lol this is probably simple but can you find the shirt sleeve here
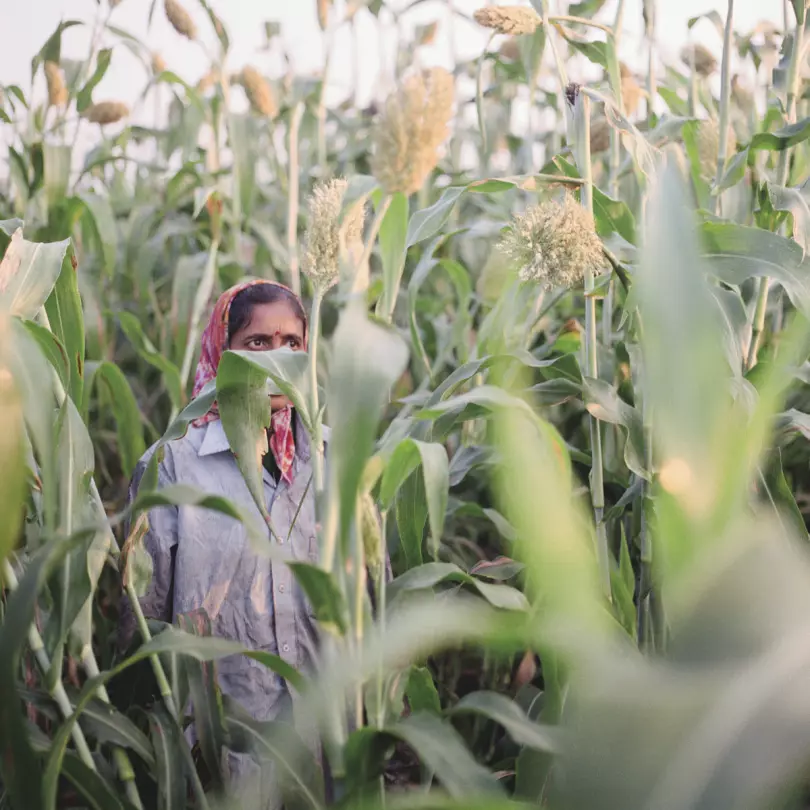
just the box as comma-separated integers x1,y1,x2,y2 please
118,447,179,651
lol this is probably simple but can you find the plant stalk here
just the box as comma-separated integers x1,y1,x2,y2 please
747,0,804,370
357,194,392,294
710,0,735,218
287,102,306,297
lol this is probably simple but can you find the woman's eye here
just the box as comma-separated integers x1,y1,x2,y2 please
287,337,302,349
248,338,267,349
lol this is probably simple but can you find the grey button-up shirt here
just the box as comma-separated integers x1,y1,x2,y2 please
123,413,322,723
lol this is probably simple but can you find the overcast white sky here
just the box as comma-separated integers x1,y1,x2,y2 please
2,0,783,117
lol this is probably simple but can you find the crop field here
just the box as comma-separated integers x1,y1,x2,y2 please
1,1,809,809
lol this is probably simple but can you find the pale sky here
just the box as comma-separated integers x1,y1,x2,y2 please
3,1,782,109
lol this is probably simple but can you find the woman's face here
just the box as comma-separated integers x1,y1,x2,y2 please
229,300,306,411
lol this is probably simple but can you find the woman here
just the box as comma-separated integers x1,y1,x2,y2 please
121,279,320,801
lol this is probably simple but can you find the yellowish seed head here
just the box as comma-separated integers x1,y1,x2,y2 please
473,5,542,36
84,100,130,125
498,194,605,288
301,178,367,293
695,117,736,180
151,52,167,74
371,67,455,196
165,0,197,40
681,43,717,77
317,0,330,31
240,66,278,118
590,117,611,153
44,61,68,108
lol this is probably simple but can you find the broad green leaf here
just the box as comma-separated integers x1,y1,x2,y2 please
766,183,810,255
197,0,230,52
377,192,409,321
76,48,112,112
178,245,219,381
61,753,136,810
31,20,83,76
750,117,810,152
43,143,71,210
75,192,118,277
449,691,558,751
149,708,189,810
44,243,85,405
759,450,807,542
388,562,529,611
347,713,504,798
406,666,441,714
379,439,449,558
119,311,184,409
582,377,648,479
22,318,69,390
86,362,146,478
326,301,409,560
0,228,70,318
176,610,226,791
700,222,810,312
229,114,259,217
288,562,349,634
407,186,466,247
396,471,428,568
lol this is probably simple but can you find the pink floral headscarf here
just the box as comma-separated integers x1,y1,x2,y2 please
192,280,305,485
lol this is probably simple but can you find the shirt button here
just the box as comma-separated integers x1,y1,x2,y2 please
282,643,290,653
278,584,285,593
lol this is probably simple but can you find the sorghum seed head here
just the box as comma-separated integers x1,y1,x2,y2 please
360,491,384,581
301,178,366,293
590,117,611,153
196,70,219,93
565,82,581,107
240,66,278,118
473,5,542,36
498,38,521,61
371,67,454,196
165,0,197,40
695,117,736,180
680,43,716,77
317,0,330,31
498,194,605,288
84,100,130,125
151,52,167,74
621,74,642,117
44,62,68,107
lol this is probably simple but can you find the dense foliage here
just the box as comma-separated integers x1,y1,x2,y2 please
2,1,810,809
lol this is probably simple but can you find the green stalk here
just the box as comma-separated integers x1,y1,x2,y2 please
353,499,367,731
579,95,611,602
308,290,325,499
710,0,734,218
356,194,391,295
318,32,334,179
287,102,305,297
1,559,97,771
476,33,496,159
375,509,388,731
747,0,804,370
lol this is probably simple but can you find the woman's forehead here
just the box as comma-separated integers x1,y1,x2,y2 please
240,300,305,333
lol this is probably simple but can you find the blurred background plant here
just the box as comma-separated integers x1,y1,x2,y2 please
3,0,810,808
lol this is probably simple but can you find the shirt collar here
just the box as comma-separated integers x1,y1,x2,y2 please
197,419,231,457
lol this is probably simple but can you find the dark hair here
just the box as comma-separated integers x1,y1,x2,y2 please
227,283,307,344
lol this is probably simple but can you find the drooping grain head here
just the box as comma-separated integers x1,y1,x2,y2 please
473,5,542,36
695,118,736,180
85,101,130,125
371,67,454,196
498,194,605,288
301,178,366,293
590,117,611,154
498,38,521,61
165,0,197,40
196,70,220,93
317,0,331,31
680,43,717,77
240,66,278,118
44,61,68,107
151,52,167,74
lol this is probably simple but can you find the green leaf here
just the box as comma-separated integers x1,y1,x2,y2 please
388,562,529,611
119,311,183,409
396,471,428,568
75,192,118,278
288,562,349,634
149,708,188,810
61,753,135,810
326,301,409,558
0,228,71,318
43,143,71,210
379,439,449,558
228,114,259,218
44,243,85,405
31,20,83,76
74,697,156,769
76,48,112,112
197,0,230,51
700,222,810,312
406,666,441,714
22,318,70,391
377,192,409,321
750,117,810,152
565,37,608,68
175,610,226,791
406,186,466,247
87,362,146,478
582,377,648,479
449,691,558,751
765,183,810,255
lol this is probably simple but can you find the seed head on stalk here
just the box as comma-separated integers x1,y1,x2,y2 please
695,117,735,180
197,69,220,93
371,67,454,196
44,61,68,107
301,178,366,293
360,491,383,581
317,0,330,31
498,194,605,288
151,52,167,74
84,101,130,125
473,5,542,36
164,0,197,40
680,43,717,77
239,66,278,118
